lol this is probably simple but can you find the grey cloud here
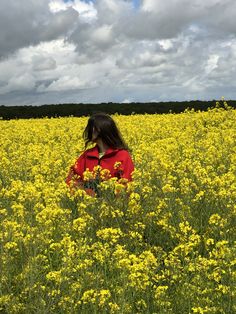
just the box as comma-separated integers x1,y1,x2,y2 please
69,22,117,63
62,0,236,69
95,0,133,25
115,40,168,69
0,73,35,95
114,11,186,40
68,0,134,61
40,8,78,41
0,0,78,59
68,0,236,63
113,0,236,41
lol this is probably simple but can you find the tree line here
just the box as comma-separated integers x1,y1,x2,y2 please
0,100,235,120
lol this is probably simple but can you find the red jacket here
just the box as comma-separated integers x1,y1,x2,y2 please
65,144,134,187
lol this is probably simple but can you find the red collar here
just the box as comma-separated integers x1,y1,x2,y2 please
86,144,120,158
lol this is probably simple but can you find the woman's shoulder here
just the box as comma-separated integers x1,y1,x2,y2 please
117,148,132,158
117,148,130,153
75,148,87,160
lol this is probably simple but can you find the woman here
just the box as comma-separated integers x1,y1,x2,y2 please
65,112,134,196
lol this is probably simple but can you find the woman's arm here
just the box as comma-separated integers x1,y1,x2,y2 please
121,151,135,182
65,152,86,188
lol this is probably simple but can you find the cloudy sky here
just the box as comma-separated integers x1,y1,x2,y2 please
0,0,236,106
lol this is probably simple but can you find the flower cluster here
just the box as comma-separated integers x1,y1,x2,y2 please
0,102,236,313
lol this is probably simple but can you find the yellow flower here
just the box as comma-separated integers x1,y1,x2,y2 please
81,289,111,307
1,105,236,313
209,214,226,227
114,161,122,170
96,228,123,244
46,271,62,284
83,168,95,181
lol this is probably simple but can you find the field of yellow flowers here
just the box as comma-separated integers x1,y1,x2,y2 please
0,103,236,313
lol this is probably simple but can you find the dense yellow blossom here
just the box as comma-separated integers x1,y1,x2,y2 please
0,103,236,313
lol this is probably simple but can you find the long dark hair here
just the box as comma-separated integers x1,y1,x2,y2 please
83,112,130,151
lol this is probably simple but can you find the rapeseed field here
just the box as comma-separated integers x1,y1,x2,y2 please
0,103,236,313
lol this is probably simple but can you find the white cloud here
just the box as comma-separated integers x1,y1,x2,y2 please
38,76,86,92
32,56,57,72
49,0,97,22
49,0,68,13
122,98,133,103
90,24,114,48
0,39,78,94
158,39,173,51
0,73,35,95
205,54,219,75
